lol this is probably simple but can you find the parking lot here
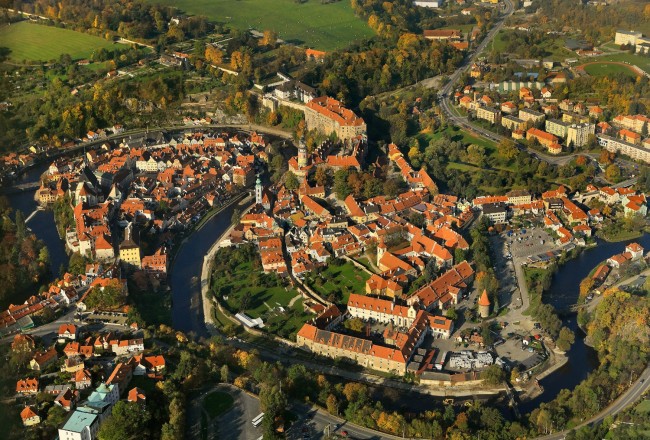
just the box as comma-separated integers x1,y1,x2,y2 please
493,329,546,370
503,228,557,259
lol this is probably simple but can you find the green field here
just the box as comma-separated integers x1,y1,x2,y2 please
0,22,123,62
486,29,573,60
303,261,370,304
583,63,638,78
146,0,374,51
203,391,234,419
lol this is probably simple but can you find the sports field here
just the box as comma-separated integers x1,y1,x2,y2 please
582,62,638,78
0,21,121,62
147,0,374,51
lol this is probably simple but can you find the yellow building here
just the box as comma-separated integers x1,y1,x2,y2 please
545,119,569,138
476,106,501,125
304,96,366,140
119,226,141,269
502,115,526,131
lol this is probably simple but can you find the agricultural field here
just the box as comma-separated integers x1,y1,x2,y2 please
0,21,123,62
146,0,374,51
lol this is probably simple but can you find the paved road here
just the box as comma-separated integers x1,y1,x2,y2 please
187,384,263,440
537,365,650,440
289,403,403,440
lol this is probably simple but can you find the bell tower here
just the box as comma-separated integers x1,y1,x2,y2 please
297,137,308,168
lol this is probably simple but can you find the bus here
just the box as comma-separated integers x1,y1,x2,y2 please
252,413,265,427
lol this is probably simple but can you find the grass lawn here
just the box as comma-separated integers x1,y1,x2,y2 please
203,391,234,419
0,22,123,62
303,261,370,304
145,0,373,51
418,125,497,152
487,30,508,53
593,52,650,73
636,399,650,413
218,261,299,319
583,63,638,78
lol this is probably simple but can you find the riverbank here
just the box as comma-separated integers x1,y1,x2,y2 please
200,195,254,336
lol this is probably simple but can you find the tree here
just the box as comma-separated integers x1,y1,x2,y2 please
333,169,352,199
220,364,229,383
499,138,519,160
343,318,365,333
605,164,620,181
261,29,278,46
466,144,487,167
445,307,458,321
98,401,152,440
314,166,329,187
599,149,614,164
231,208,241,224
481,322,495,346
556,326,575,352
284,171,299,190
579,277,595,297
326,394,339,415
481,365,505,385
204,45,223,65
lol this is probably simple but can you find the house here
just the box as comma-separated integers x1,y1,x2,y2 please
527,128,559,149
128,387,146,403
16,378,39,394
110,338,144,355
30,347,58,371
106,362,133,393
58,323,77,341
626,243,644,261
592,264,610,285
55,387,79,411
423,29,462,41
20,407,41,426
482,203,508,224
74,369,93,390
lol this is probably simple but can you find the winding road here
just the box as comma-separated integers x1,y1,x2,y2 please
537,366,650,440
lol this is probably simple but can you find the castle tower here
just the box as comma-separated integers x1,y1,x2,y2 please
255,175,263,206
478,289,491,318
297,137,308,168
377,238,387,267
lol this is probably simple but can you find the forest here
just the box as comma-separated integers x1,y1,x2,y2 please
0,197,50,308
529,288,649,436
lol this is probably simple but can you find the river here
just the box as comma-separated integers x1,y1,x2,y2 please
3,163,69,309
169,201,242,337
519,232,650,414
7,154,647,417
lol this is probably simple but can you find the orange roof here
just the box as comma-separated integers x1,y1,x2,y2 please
305,48,326,59
620,129,641,139
58,324,76,335
478,289,490,306
128,387,146,403
305,97,364,127
20,406,38,420
527,127,558,142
